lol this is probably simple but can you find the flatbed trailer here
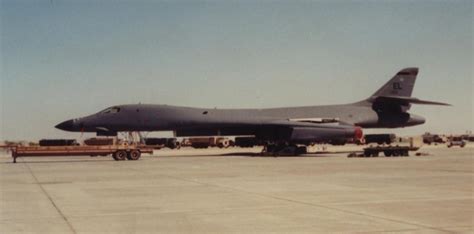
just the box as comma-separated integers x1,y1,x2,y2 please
348,136,423,158
362,145,419,157
11,145,153,163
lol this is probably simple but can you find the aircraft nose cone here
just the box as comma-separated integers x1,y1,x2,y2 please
55,119,74,131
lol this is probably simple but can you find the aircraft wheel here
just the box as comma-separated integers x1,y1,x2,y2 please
127,150,141,160
296,146,307,155
217,139,230,148
264,144,276,155
113,150,127,161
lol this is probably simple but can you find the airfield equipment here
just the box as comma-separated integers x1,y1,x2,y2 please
11,144,153,163
422,132,446,145
144,138,180,149
83,137,115,146
364,134,396,145
355,136,423,157
39,139,79,146
447,137,466,148
187,137,232,149
235,137,259,148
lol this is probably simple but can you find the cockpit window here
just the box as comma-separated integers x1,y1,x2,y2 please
101,107,121,114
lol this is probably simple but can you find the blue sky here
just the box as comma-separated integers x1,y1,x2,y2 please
1,0,472,141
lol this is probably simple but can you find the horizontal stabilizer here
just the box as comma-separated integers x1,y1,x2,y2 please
373,96,451,106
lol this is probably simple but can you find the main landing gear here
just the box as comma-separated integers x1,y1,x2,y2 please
262,142,308,156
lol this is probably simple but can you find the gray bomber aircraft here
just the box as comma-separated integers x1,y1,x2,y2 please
56,67,448,154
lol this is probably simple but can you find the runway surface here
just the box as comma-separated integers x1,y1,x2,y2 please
1,145,472,233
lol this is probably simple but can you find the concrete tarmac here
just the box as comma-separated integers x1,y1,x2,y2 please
0,145,472,233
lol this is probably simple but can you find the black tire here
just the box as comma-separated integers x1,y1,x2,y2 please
402,150,409,156
371,152,379,157
113,150,127,161
296,146,307,155
364,151,371,157
266,144,276,153
384,151,392,157
127,150,141,160
392,150,400,157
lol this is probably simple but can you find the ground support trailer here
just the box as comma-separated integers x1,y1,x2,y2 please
361,145,419,157
349,136,423,158
11,145,153,163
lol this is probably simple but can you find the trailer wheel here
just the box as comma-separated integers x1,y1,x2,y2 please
127,150,141,160
384,151,392,157
113,150,127,161
364,151,371,157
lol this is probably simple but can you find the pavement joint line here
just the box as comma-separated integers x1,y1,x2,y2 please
22,158,77,234
119,164,457,234
35,205,296,220
324,196,473,206
351,228,433,233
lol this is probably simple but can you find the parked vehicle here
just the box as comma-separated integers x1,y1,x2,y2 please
422,133,446,145
447,137,466,148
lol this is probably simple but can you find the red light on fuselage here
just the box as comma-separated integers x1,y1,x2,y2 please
354,127,363,140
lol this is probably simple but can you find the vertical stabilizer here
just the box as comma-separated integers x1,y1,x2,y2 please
371,67,418,97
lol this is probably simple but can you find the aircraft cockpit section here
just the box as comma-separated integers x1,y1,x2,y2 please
100,107,121,114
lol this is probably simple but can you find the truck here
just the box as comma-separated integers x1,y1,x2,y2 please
447,136,466,148
422,132,446,145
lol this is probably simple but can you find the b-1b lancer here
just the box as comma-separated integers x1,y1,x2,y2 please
56,67,448,154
